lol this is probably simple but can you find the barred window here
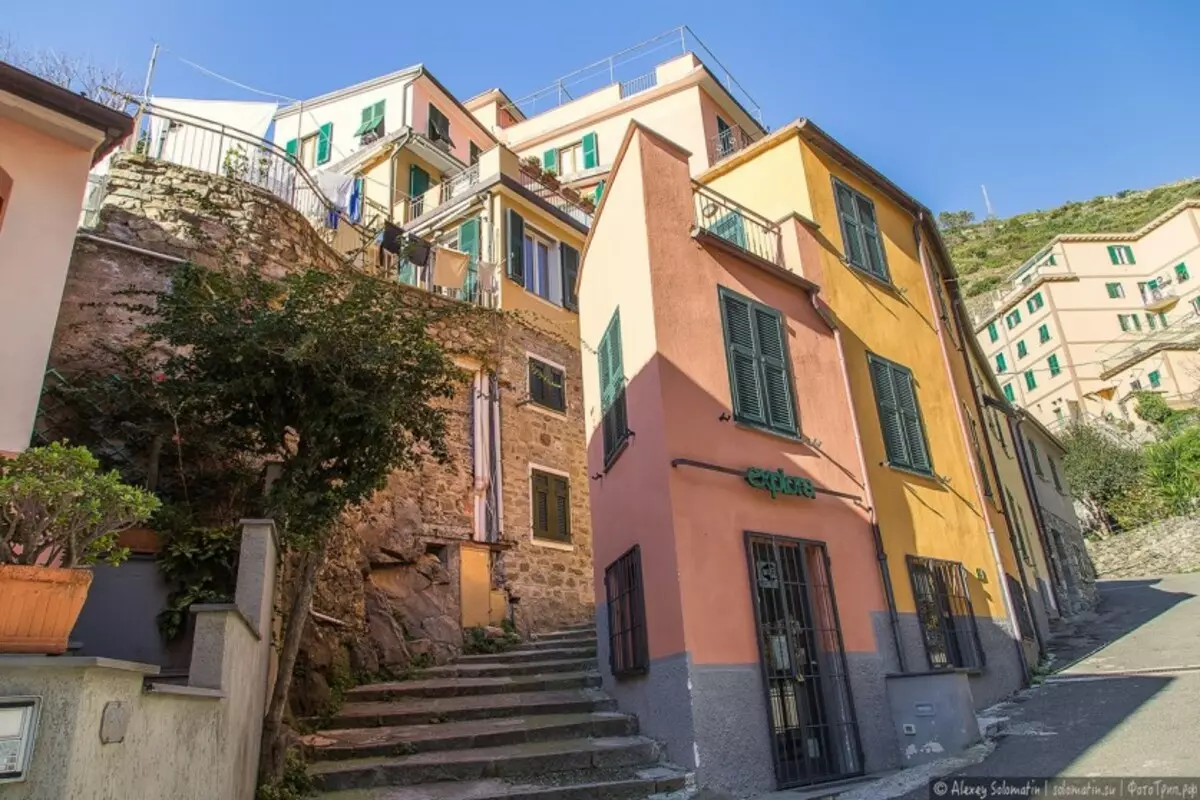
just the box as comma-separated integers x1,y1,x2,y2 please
907,556,985,670
605,545,648,678
1006,574,1035,642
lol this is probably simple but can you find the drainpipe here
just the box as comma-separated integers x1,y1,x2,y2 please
821,292,907,672
1005,406,1069,618
387,148,401,223
912,216,1031,680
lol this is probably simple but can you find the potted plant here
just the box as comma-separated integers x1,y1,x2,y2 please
520,156,543,177
0,442,160,654
540,169,561,190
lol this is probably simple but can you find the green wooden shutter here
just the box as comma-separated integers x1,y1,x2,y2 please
891,365,931,473
1038,324,1050,342
581,132,598,169
560,243,580,311
506,209,525,283
710,212,747,249
284,138,298,161
753,306,797,434
834,181,865,269
409,165,430,198
988,322,998,342
854,194,888,280
552,476,571,542
599,309,624,408
720,290,765,425
1176,263,1189,282
594,181,605,204
1149,370,1161,388
1025,370,1037,390
869,356,908,467
1124,246,1135,264
1048,355,1060,376
1107,246,1119,265
1003,383,1015,402
532,471,550,539
543,148,558,172
996,354,1006,373
529,360,545,407
459,218,480,262
1017,341,1027,358
1131,314,1141,331
316,122,333,165
1118,314,1128,332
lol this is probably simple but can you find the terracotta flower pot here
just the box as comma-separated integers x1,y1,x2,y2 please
0,564,93,654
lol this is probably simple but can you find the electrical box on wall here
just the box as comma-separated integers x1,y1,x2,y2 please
0,696,41,784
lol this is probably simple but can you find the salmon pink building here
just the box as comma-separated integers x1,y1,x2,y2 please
579,122,899,794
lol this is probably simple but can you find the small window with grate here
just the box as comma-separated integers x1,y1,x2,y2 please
907,556,985,670
530,468,571,544
605,545,649,678
528,357,566,412
1006,574,1035,642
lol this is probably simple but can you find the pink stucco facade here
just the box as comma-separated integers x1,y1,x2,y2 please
409,75,494,166
0,110,104,455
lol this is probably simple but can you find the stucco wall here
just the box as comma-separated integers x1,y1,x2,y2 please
0,115,96,454
272,76,415,168
0,520,276,800
409,75,494,167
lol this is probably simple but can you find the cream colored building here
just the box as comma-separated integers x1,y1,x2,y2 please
971,201,1200,435
465,36,767,204
0,61,132,456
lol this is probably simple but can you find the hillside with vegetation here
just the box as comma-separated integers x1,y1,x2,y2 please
940,178,1200,297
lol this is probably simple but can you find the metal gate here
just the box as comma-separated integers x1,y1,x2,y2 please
745,533,863,789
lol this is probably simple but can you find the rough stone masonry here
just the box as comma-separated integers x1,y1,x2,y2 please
49,153,595,710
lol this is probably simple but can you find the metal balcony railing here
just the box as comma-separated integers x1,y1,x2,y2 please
692,181,781,265
618,71,658,99
1098,309,1200,376
440,163,481,204
517,166,594,227
708,124,754,164
1141,283,1178,311
396,253,499,309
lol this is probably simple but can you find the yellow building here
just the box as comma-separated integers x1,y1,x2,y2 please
700,120,1030,707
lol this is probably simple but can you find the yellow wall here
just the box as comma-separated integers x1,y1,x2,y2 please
702,131,1009,621
492,187,585,342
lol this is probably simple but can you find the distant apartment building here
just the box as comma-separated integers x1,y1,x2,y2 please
971,201,1200,435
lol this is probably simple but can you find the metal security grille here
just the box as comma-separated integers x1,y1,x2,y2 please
907,556,985,670
605,545,648,678
746,534,863,789
1006,574,1035,642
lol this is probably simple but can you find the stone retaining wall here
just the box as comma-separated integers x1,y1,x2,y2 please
1086,515,1200,578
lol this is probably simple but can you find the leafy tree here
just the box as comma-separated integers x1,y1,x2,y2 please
1142,427,1200,516
134,262,472,783
1059,423,1145,536
1133,391,1200,438
937,210,976,231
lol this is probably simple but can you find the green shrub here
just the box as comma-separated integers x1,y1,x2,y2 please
256,749,312,800
462,625,519,655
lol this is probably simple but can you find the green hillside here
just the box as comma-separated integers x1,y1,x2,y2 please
942,178,1200,297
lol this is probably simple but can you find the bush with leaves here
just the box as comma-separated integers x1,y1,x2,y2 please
155,510,241,640
129,261,479,783
1143,426,1200,517
1059,424,1145,536
0,442,160,566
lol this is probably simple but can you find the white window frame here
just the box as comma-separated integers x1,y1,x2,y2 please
522,225,562,306
525,351,568,419
557,141,583,177
1113,245,1134,265
299,133,318,169
527,462,573,551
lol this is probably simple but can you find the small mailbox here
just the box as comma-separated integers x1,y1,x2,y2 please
0,696,41,784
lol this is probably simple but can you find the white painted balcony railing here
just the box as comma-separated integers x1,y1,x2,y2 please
692,181,781,266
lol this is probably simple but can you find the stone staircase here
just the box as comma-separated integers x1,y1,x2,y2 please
302,623,687,799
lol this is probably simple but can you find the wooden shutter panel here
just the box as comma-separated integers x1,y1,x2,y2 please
532,472,550,538
552,477,571,542
560,244,580,311
891,366,930,472
529,360,545,407
581,132,598,169
543,149,558,172
854,194,887,279
594,181,605,203
550,365,565,411
711,212,747,249
316,123,333,165
870,357,908,466
721,292,764,424
459,218,480,262
285,138,298,161
409,165,430,197
506,210,525,282
753,307,796,434
834,182,865,268
1107,246,1119,265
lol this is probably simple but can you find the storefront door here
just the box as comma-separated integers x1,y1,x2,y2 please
746,533,863,788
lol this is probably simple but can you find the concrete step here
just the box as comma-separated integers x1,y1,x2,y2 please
303,713,638,762
419,659,596,679
316,765,687,799
458,647,595,664
345,673,601,703
308,736,663,792
327,690,617,729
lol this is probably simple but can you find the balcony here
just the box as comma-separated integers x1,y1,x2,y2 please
968,260,1077,327
691,181,781,265
1141,282,1178,312
708,123,755,165
1098,309,1200,377
403,147,594,229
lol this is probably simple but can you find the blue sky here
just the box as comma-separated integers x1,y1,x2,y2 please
6,1,1197,219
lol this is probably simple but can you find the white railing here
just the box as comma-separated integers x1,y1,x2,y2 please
619,71,658,99
1141,283,1178,308
1098,309,1200,375
968,262,1076,327
440,164,481,204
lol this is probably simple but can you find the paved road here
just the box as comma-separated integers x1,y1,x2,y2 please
896,573,1200,799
